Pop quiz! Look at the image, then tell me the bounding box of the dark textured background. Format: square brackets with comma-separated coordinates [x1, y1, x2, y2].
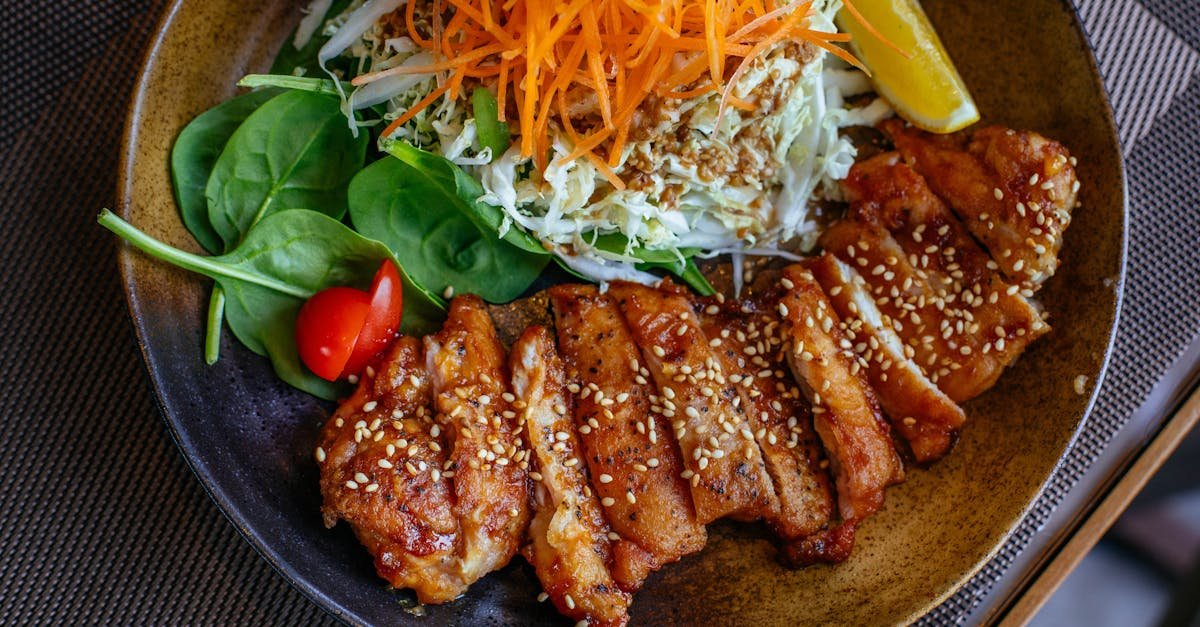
[1, 1, 1196, 624]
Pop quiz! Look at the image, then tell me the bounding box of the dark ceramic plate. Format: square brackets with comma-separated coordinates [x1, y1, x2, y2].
[117, 1, 1126, 624]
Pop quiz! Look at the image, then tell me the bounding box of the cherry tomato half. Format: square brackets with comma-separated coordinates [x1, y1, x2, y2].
[341, 259, 404, 377]
[295, 260, 405, 381]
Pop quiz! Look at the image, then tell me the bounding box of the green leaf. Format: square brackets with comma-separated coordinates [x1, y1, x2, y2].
[238, 74, 349, 97]
[471, 87, 510, 162]
[588, 232, 700, 264]
[170, 88, 282, 254]
[349, 155, 550, 303]
[98, 209, 445, 400]
[270, 0, 355, 77]
[384, 141, 548, 255]
[639, 257, 716, 296]
[205, 90, 368, 252]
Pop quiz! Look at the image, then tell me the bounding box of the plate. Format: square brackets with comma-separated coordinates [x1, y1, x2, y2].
[116, 1, 1126, 624]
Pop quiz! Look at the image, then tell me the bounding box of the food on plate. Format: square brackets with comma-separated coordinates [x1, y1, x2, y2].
[836, 0, 979, 133]
[822, 150, 1051, 402]
[695, 291, 837, 542]
[776, 265, 904, 522]
[549, 284, 707, 590]
[97, 0, 1090, 622]
[424, 296, 531, 586]
[317, 336, 463, 603]
[883, 120, 1079, 288]
[608, 281, 779, 524]
[511, 326, 632, 625]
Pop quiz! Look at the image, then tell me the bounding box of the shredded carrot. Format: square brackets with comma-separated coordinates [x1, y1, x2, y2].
[358, 0, 877, 182]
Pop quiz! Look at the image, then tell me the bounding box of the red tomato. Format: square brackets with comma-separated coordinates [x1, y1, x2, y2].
[295, 287, 371, 381]
[295, 260, 406, 382]
[341, 260, 405, 377]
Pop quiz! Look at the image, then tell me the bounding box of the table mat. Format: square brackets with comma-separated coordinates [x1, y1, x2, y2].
[0, 1, 1196, 624]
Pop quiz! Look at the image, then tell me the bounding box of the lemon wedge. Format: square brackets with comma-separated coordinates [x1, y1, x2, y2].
[836, 0, 980, 134]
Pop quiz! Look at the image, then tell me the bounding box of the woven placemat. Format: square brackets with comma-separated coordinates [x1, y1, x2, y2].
[0, 1, 1196, 624]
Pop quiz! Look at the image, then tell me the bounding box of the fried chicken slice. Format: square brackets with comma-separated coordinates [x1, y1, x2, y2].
[694, 297, 835, 540]
[425, 295, 530, 586]
[609, 281, 779, 525]
[511, 327, 631, 627]
[826, 152, 1050, 402]
[883, 120, 1078, 289]
[317, 336, 465, 603]
[549, 284, 706, 590]
[778, 266, 904, 522]
[807, 253, 966, 463]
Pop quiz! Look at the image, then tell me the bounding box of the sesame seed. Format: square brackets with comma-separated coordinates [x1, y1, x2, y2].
[314, 447, 326, 463]
[443, 285, 455, 299]
[344, 480, 359, 490]
[362, 401, 378, 412]
[365, 483, 379, 493]
[653, 345, 666, 357]
[993, 188, 1004, 200]
[537, 592, 549, 603]
[601, 497, 616, 507]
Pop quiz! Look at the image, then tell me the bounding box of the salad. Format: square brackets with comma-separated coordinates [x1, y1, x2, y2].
[99, 0, 969, 399]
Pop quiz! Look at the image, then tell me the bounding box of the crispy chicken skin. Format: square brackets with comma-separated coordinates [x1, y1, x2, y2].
[609, 281, 779, 525]
[778, 266, 904, 522]
[882, 120, 1078, 289]
[807, 253, 966, 463]
[317, 337, 466, 603]
[425, 296, 531, 587]
[826, 152, 1050, 403]
[549, 284, 706, 590]
[694, 297, 835, 541]
[511, 327, 632, 627]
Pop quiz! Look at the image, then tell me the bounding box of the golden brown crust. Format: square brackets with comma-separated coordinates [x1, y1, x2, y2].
[694, 297, 835, 540]
[425, 295, 531, 586]
[608, 281, 779, 525]
[778, 266, 904, 522]
[548, 284, 706, 590]
[826, 152, 1049, 403]
[882, 121, 1077, 289]
[317, 337, 466, 603]
[511, 326, 631, 627]
[806, 253, 966, 463]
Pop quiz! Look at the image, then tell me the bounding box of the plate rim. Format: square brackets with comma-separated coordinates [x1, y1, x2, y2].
[114, 0, 1129, 624]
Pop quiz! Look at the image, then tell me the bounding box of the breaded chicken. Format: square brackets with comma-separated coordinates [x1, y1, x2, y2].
[549, 284, 706, 590]
[425, 296, 531, 587]
[807, 253, 966, 463]
[777, 266, 904, 522]
[883, 120, 1078, 289]
[609, 281, 779, 525]
[511, 327, 631, 627]
[317, 337, 465, 603]
[826, 152, 1050, 402]
[694, 297, 836, 541]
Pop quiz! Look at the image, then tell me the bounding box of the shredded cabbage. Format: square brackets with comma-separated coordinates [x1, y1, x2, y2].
[321, 0, 892, 287]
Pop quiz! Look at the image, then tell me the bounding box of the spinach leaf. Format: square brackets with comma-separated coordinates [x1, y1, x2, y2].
[471, 88, 510, 162]
[349, 155, 550, 303]
[588, 232, 700, 264]
[98, 208, 445, 400]
[238, 74, 349, 97]
[170, 88, 282, 254]
[384, 141, 547, 254]
[640, 257, 716, 295]
[270, 0, 355, 77]
[206, 90, 368, 252]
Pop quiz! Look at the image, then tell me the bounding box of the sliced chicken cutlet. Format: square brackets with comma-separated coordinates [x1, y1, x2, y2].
[694, 297, 835, 541]
[807, 253, 966, 463]
[317, 336, 465, 603]
[883, 120, 1078, 289]
[549, 284, 706, 590]
[425, 296, 531, 586]
[826, 152, 1050, 402]
[778, 266, 904, 522]
[511, 327, 631, 627]
[609, 281, 779, 525]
